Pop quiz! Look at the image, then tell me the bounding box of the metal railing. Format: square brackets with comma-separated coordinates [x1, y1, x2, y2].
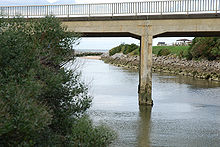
[0, 0, 219, 18]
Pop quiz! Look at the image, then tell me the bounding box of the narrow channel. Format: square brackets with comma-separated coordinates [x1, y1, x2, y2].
[77, 57, 220, 147]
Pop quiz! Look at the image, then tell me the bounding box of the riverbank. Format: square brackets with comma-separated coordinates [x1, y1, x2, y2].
[101, 53, 220, 82]
[75, 51, 103, 57]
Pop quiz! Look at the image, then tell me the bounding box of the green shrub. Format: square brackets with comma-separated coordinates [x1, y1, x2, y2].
[153, 46, 189, 57]
[130, 48, 140, 55]
[122, 43, 139, 54]
[109, 44, 124, 56]
[109, 43, 139, 56]
[70, 116, 116, 146]
[0, 16, 115, 146]
[187, 37, 220, 60]
[109, 44, 190, 57]
[0, 87, 52, 145]
[157, 48, 171, 56]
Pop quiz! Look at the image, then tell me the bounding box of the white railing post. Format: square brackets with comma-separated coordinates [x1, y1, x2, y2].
[89, 4, 91, 17]
[187, 0, 189, 15]
[135, 2, 138, 16]
[67, 5, 69, 17]
[27, 6, 29, 18]
[216, 0, 218, 14]
[46, 5, 48, 16]
[7, 7, 9, 18]
[112, 3, 114, 16]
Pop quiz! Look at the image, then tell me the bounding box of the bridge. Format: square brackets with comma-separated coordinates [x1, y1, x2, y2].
[1, 0, 220, 106]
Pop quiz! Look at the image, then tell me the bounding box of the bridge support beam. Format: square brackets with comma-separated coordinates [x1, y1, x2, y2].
[138, 33, 153, 106]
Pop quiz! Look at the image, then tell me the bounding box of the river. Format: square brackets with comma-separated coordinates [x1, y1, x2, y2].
[77, 58, 220, 147]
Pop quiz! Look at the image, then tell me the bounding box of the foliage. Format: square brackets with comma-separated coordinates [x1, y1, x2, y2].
[0, 85, 52, 146]
[0, 16, 115, 146]
[157, 48, 171, 56]
[122, 43, 139, 54]
[109, 38, 220, 60]
[152, 46, 189, 57]
[70, 116, 117, 147]
[130, 48, 140, 56]
[187, 37, 220, 60]
[109, 43, 189, 57]
[109, 43, 139, 56]
[109, 44, 124, 56]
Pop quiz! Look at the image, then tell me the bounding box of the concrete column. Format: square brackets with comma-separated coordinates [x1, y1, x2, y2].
[138, 31, 153, 106]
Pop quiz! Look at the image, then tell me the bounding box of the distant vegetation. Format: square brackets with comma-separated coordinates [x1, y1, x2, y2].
[0, 17, 115, 146]
[187, 37, 220, 60]
[109, 43, 140, 56]
[157, 48, 171, 56]
[109, 38, 220, 61]
[109, 43, 189, 57]
[153, 46, 189, 57]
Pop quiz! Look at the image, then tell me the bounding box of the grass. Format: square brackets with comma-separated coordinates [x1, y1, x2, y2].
[152, 46, 190, 56]
[109, 43, 190, 57]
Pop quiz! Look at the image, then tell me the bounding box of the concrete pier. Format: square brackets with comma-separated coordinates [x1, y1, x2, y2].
[139, 29, 153, 106]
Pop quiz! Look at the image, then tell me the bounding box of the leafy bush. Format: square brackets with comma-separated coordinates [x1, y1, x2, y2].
[109, 44, 123, 56]
[71, 116, 116, 146]
[0, 86, 52, 146]
[130, 48, 140, 55]
[122, 43, 139, 54]
[153, 46, 189, 57]
[109, 43, 190, 57]
[187, 37, 220, 60]
[0, 16, 115, 146]
[157, 48, 171, 56]
[109, 43, 139, 56]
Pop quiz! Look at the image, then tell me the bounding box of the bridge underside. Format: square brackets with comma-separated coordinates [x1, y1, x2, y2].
[82, 31, 220, 39]
[82, 32, 141, 40]
[154, 31, 220, 38]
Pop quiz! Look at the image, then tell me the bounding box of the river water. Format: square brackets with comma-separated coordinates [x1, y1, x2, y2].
[77, 58, 220, 147]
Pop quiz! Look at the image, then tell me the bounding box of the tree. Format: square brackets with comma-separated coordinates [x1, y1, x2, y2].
[187, 37, 220, 60]
[0, 16, 115, 146]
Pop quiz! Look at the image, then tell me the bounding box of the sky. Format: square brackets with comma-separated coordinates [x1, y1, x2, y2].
[0, 0, 194, 50]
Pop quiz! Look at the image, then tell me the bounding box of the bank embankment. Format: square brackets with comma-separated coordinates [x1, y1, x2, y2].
[75, 52, 103, 57]
[101, 53, 220, 82]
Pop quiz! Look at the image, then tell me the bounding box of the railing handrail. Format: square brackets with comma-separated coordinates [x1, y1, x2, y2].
[0, 0, 219, 18]
[0, 0, 185, 8]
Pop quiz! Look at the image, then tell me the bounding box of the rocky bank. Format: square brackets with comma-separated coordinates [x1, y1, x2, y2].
[101, 53, 220, 82]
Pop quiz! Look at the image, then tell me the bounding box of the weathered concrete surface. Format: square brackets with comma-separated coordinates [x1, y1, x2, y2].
[63, 20, 147, 38]
[62, 16, 220, 105]
[63, 18, 220, 38]
[139, 31, 153, 106]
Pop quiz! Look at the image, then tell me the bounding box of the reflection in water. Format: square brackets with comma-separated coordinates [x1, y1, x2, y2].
[138, 106, 152, 147]
[76, 58, 220, 147]
[156, 72, 220, 89]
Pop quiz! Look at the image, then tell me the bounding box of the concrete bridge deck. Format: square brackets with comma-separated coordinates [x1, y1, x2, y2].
[2, 0, 220, 105]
